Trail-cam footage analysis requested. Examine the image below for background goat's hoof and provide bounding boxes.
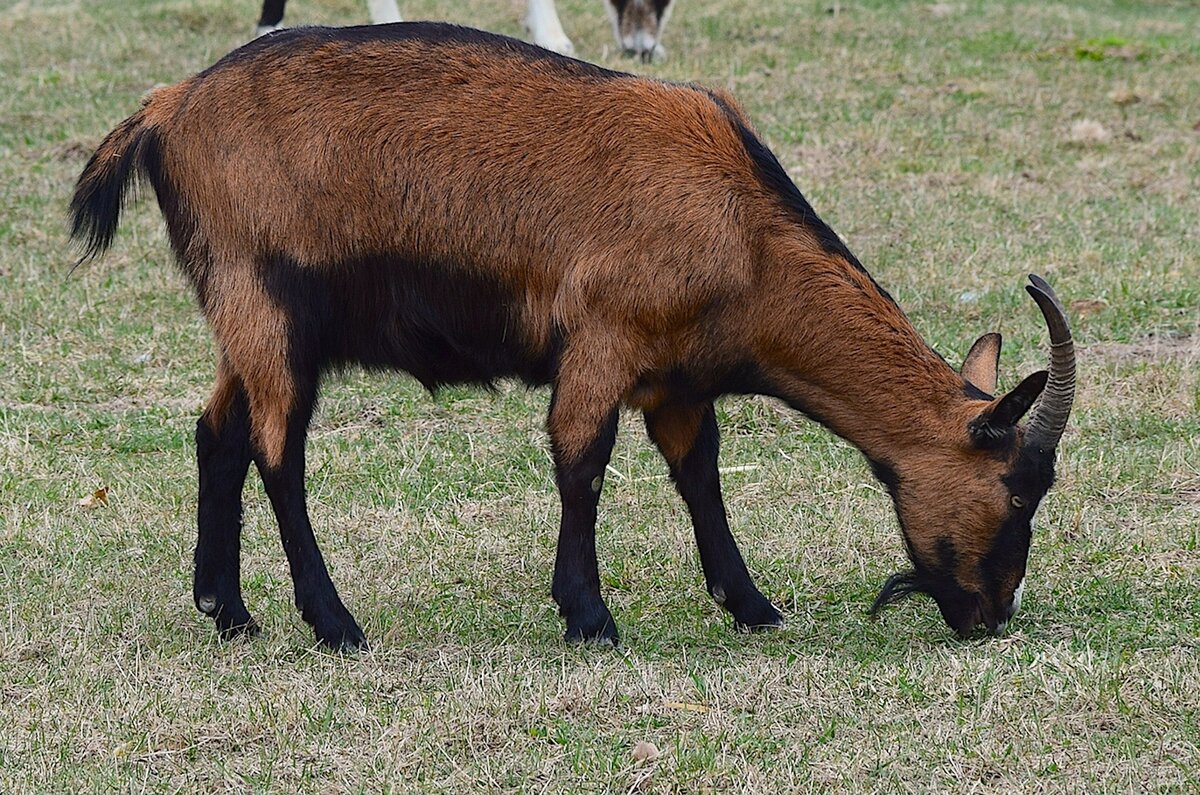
[533,34,574,56]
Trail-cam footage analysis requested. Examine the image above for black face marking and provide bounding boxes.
[935,537,956,570]
[867,456,900,500]
[976,441,1057,603]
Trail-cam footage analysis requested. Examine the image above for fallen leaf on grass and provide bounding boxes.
[1075,38,1144,62]
[78,487,109,509]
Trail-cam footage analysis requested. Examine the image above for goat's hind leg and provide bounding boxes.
[194,362,258,638]
[211,260,366,650]
[643,402,782,632]
[251,370,367,651]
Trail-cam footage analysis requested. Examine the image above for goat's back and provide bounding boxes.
[143,24,771,340]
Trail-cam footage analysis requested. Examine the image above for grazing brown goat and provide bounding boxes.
[70,23,1075,650]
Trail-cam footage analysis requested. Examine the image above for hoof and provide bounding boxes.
[316,626,369,652]
[734,615,785,634]
[305,602,369,651]
[562,605,619,647]
[723,591,785,634]
[217,615,261,640]
[564,623,619,648]
[197,593,259,640]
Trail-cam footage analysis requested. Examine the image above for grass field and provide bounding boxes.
[2,0,1199,791]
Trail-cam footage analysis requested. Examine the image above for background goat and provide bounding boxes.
[257,0,674,59]
[70,23,1075,650]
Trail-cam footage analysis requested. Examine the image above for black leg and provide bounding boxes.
[254,379,366,651]
[258,0,286,28]
[548,391,620,646]
[194,388,257,638]
[644,402,782,631]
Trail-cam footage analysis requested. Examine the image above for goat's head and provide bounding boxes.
[605,0,674,62]
[871,275,1075,638]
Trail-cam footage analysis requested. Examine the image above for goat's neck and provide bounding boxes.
[752,237,975,465]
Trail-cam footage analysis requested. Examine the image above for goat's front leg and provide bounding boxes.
[547,366,622,645]
[194,363,257,638]
[643,402,783,632]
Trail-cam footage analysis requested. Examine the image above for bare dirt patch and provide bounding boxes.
[1086,334,1199,364]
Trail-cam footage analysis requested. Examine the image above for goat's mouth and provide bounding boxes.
[623,46,658,63]
[619,30,661,62]
[946,605,983,639]
[940,595,1013,639]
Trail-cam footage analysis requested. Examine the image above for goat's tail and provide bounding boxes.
[68,95,168,264]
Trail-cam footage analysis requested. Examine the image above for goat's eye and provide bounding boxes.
[1010,495,1027,509]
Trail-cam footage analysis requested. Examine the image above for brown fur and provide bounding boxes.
[141,34,763,465]
[642,403,708,467]
[201,357,241,434]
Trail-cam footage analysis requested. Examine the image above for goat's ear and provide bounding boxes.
[968,370,1048,447]
[961,332,1002,395]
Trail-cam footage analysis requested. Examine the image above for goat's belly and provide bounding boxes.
[275,253,558,389]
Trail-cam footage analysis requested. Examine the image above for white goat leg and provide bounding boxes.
[367,0,402,24]
[526,0,574,56]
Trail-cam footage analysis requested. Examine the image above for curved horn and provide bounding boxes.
[1023,274,1076,449]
